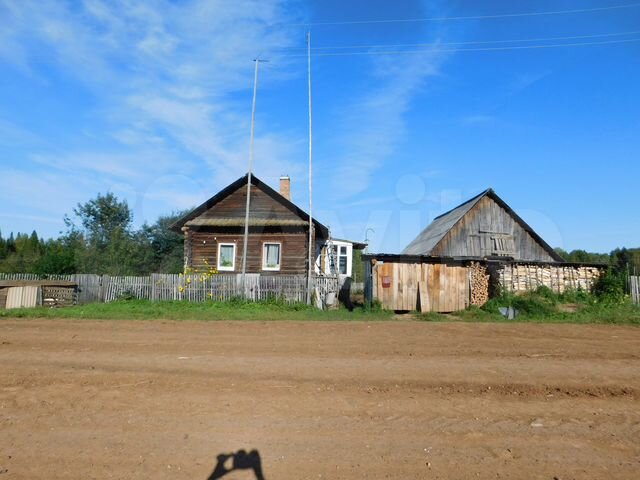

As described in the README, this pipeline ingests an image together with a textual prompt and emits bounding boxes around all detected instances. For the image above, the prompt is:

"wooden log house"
[171,174,364,277]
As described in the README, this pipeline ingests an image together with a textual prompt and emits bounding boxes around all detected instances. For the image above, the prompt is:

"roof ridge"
[432,188,492,221]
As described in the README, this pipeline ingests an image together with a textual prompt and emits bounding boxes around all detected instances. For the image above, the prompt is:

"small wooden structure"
[0,280,78,309]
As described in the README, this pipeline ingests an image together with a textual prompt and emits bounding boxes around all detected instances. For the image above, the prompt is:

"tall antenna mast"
[241,59,261,294]
[305,31,314,305]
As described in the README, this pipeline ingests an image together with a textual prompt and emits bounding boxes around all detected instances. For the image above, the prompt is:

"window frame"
[217,242,236,271]
[338,245,348,275]
[262,241,282,271]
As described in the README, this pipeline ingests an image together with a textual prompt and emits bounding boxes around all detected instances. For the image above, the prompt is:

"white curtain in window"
[219,245,234,267]
[265,244,280,268]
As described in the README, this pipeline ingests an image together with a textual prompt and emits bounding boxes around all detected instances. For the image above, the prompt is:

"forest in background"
[0,193,185,275]
[0,193,639,276]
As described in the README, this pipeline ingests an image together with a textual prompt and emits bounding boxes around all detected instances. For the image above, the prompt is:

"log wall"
[189,229,309,275]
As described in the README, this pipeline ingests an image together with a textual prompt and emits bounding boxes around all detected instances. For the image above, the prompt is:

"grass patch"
[418,286,640,324]
[0,298,394,322]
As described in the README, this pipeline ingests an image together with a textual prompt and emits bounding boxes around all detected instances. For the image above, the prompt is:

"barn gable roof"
[401,188,564,262]
[171,174,329,237]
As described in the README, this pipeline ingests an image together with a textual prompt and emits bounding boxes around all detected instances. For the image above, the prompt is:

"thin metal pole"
[306,31,314,305]
[241,59,260,295]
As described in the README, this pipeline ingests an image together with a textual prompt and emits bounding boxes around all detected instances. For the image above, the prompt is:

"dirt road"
[1,319,639,479]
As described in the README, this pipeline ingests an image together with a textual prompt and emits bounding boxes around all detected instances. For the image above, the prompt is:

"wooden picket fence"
[0,272,339,308]
[630,275,640,305]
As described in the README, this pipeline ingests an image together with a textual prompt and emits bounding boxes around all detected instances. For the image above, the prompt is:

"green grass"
[2,287,638,324]
[418,287,640,325]
[0,298,394,322]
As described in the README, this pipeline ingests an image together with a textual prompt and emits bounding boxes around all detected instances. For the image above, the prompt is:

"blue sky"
[0,0,638,254]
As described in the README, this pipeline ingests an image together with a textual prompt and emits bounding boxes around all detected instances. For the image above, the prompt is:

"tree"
[140,211,187,274]
[34,238,76,275]
[0,229,6,260]
[65,193,137,274]
[67,193,132,247]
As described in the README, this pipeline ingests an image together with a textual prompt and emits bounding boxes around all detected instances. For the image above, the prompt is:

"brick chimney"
[279,175,291,201]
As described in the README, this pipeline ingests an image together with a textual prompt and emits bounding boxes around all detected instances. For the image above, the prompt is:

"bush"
[592,269,626,304]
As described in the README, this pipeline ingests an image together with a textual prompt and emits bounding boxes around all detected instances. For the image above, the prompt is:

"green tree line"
[554,247,640,275]
[0,193,186,275]
[1,192,639,276]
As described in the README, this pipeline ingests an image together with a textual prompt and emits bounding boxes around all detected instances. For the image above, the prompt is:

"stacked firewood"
[469,262,489,306]
[499,264,603,294]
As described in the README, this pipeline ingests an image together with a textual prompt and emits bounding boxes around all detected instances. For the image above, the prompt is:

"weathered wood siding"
[189,229,309,274]
[199,183,302,221]
[432,196,557,262]
[373,262,469,312]
[631,276,640,305]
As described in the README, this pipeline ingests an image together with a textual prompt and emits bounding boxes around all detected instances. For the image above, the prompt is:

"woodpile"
[42,286,77,307]
[499,264,603,294]
[469,262,489,306]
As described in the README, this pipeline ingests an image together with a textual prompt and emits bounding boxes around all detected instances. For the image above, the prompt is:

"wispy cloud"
[328,47,447,198]
[0,0,304,232]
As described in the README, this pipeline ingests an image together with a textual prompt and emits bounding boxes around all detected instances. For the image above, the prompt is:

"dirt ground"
[1,319,639,480]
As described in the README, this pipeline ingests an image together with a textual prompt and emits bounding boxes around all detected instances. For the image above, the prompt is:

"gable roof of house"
[401,188,565,262]
[170,173,329,237]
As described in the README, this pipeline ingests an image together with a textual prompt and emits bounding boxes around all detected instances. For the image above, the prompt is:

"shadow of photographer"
[207,449,265,480]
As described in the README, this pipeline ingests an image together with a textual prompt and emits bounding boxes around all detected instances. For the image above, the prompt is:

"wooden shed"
[364,189,605,312]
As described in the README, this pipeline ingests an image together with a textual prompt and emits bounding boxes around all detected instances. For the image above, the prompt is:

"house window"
[338,245,348,275]
[262,242,281,271]
[217,243,236,271]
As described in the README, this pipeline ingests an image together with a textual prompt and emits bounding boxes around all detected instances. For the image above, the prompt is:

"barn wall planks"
[373,262,470,312]
[432,196,557,262]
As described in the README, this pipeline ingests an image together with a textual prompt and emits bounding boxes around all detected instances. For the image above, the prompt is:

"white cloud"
[0,0,305,236]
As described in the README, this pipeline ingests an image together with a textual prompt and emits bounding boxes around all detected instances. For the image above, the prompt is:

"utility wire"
[277,37,640,57]
[279,30,640,52]
[285,2,640,26]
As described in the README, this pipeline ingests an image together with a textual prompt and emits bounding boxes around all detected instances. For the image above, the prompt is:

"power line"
[285,2,640,26]
[278,37,640,57]
[280,30,640,52]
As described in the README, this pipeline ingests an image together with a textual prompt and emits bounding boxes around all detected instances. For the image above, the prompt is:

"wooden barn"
[364,189,604,312]
[172,174,364,278]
